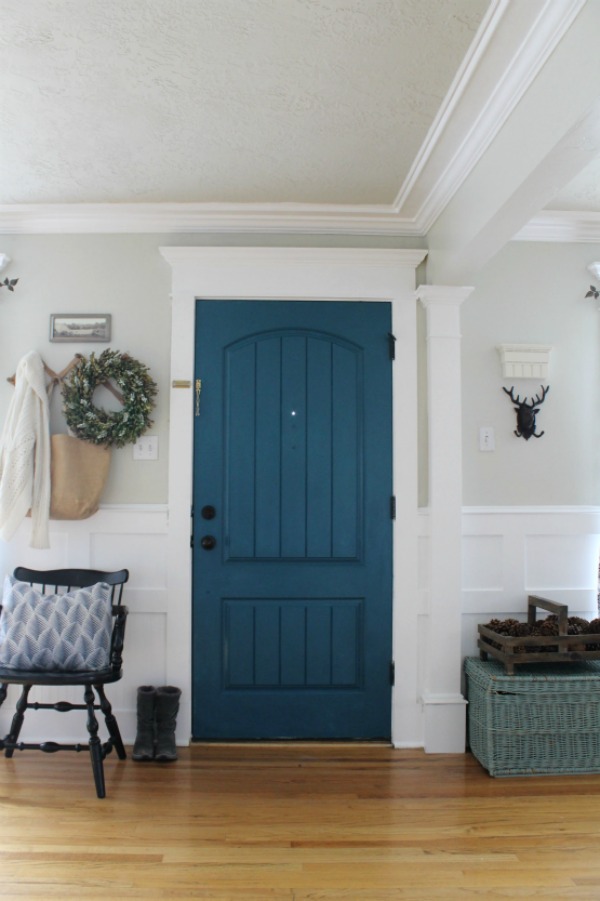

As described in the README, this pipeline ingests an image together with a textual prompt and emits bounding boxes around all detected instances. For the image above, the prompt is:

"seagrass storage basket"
[465,656,600,776]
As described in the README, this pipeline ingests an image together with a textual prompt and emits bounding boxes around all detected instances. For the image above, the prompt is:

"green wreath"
[62,349,158,448]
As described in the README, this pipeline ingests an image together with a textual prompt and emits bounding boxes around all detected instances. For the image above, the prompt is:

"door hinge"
[390,495,396,520]
[190,505,194,548]
[389,661,395,686]
[388,332,396,360]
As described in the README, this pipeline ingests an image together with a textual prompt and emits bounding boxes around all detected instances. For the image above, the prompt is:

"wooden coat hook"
[7,355,82,394]
[7,354,124,404]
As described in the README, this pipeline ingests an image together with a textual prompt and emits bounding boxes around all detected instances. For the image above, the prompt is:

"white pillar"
[417,285,473,753]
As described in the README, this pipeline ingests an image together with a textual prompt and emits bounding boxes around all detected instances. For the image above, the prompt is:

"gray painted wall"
[462,241,600,506]
[1,234,598,508]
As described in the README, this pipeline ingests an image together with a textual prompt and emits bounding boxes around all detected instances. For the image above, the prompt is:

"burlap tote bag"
[13,356,113,522]
[49,434,111,520]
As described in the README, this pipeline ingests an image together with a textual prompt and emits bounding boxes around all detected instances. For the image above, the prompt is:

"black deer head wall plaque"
[502,385,550,440]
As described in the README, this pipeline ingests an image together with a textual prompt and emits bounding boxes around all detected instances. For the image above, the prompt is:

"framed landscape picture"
[50,314,111,343]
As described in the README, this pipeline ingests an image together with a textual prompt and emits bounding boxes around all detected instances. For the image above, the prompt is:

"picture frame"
[49,314,112,343]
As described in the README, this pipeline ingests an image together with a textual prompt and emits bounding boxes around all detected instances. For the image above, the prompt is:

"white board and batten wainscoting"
[0,505,168,745]
[0,503,598,750]
[459,506,600,644]
[0,505,600,747]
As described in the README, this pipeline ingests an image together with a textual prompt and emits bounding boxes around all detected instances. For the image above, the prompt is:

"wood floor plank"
[0,743,600,898]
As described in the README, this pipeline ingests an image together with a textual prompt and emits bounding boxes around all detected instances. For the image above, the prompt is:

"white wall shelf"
[497,344,552,379]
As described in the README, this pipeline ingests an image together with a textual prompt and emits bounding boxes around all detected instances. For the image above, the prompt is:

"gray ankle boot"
[132,685,156,761]
[155,686,181,762]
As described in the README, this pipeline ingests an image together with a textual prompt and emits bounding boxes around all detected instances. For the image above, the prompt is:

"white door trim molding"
[160,246,427,747]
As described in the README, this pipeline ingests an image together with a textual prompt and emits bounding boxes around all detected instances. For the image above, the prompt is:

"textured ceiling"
[1,0,490,206]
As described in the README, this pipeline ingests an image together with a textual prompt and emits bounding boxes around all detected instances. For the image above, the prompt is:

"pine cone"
[568,616,590,635]
[585,618,600,650]
[482,618,529,651]
[534,619,559,636]
[485,618,522,635]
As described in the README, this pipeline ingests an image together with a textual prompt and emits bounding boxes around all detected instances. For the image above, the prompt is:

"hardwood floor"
[0,742,599,899]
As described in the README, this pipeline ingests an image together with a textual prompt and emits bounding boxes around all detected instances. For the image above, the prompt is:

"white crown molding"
[393,0,509,217]
[400,0,587,233]
[6,199,595,245]
[0,202,422,237]
[513,210,600,243]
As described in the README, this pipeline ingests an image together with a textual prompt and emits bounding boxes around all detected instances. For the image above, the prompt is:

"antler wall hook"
[502,384,550,440]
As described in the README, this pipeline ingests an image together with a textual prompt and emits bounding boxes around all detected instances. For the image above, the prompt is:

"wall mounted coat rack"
[502,385,550,440]
[7,354,124,404]
[7,356,80,393]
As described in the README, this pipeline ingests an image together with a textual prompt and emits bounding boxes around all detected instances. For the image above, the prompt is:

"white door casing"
[161,247,434,747]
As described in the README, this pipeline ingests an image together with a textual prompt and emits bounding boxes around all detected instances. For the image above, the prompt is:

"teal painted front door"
[192,300,393,739]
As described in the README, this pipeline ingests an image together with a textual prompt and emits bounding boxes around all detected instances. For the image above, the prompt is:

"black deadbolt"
[201,505,216,520]
[200,535,217,550]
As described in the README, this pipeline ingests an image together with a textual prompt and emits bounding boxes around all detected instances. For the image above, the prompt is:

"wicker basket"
[465,656,600,776]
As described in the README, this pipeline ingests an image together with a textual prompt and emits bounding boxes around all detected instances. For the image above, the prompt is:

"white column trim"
[417,284,473,753]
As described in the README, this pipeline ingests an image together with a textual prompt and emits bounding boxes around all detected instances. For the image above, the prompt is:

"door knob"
[200,535,217,550]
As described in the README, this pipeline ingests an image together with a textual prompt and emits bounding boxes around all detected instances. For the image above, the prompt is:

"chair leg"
[94,684,127,760]
[84,685,105,799]
[5,685,31,758]
[0,683,6,752]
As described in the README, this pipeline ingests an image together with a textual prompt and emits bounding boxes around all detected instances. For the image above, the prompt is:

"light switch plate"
[133,435,158,460]
[479,427,495,452]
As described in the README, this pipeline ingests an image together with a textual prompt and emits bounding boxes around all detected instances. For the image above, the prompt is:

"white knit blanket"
[0,351,51,548]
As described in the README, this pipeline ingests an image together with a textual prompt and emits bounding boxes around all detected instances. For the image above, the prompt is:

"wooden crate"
[478,595,600,675]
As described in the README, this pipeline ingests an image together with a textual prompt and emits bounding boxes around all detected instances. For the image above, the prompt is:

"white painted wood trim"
[0,504,170,746]
[0,202,420,236]
[459,505,600,621]
[161,246,426,749]
[403,0,587,232]
[1,498,596,750]
[417,285,473,753]
[514,210,600,243]
[161,245,428,270]
[497,344,553,379]
[3,202,597,243]
[462,505,600,516]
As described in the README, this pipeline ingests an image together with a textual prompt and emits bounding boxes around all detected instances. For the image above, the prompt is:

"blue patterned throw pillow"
[0,576,113,672]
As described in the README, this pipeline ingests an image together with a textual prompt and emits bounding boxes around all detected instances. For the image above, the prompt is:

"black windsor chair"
[0,567,129,798]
